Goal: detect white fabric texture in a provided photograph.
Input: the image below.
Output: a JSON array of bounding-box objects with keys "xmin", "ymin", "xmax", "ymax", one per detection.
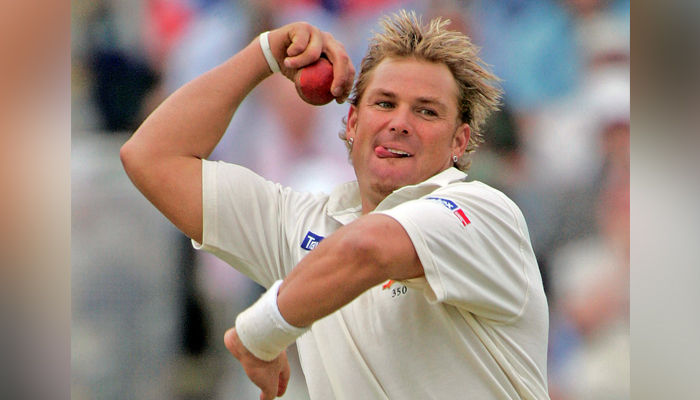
[{"xmin": 194, "ymin": 159, "xmax": 551, "ymax": 400}]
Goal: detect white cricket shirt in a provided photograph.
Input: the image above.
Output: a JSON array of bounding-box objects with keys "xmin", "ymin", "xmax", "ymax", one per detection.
[{"xmin": 195, "ymin": 159, "xmax": 551, "ymax": 400}]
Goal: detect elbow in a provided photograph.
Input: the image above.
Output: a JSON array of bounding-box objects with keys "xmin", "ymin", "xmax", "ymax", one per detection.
[
  {"xmin": 119, "ymin": 141, "xmax": 133, "ymax": 172},
  {"xmin": 120, "ymin": 138, "xmax": 144, "ymax": 179}
]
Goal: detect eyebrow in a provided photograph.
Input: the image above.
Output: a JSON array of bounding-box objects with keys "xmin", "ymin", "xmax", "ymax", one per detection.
[
  {"xmin": 369, "ymin": 89, "xmax": 396, "ymax": 99},
  {"xmin": 416, "ymin": 97, "xmax": 448, "ymax": 112}
]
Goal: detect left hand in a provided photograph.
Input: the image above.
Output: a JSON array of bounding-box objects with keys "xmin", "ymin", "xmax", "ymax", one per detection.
[{"xmin": 224, "ymin": 327, "xmax": 291, "ymax": 400}]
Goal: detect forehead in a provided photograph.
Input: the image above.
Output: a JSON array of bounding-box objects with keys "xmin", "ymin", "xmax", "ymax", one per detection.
[{"xmin": 363, "ymin": 57, "xmax": 460, "ymax": 109}]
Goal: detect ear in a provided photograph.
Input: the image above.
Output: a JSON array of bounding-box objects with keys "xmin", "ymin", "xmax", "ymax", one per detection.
[
  {"xmin": 346, "ymin": 105, "xmax": 358, "ymax": 141},
  {"xmin": 452, "ymin": 122, "xmax": 470, "ymax": 155}
]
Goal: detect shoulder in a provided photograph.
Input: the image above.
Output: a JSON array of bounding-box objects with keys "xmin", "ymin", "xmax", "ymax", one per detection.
[
  {"xmin": 431, "ymin": 180, "xmax": 523, "ymax": 217},
  {"xmin": 436, "ymin": 180, "xmax": 514, "ymax": 204},
  {"xmin": 419, "ymin": 181, "xmax": 532, "ymax": 243}
]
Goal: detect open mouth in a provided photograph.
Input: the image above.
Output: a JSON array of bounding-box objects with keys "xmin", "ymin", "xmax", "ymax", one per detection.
[{"xmin": 375, "ymin": 146, "xmax": 412, "ymax": 158}]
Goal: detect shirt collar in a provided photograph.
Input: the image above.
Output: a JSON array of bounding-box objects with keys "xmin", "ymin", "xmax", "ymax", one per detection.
[{"xmin": 327, "ymin": 168, "xmax": 468, "ymax": 224}]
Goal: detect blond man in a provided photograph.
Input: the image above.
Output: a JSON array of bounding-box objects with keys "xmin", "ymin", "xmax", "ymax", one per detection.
[{"xmin": 121, "ymin": 11, "xmax": 551, "ymax": 400}]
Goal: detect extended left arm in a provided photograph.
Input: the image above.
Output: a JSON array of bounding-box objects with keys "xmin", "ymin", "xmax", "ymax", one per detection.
[{"xmin": 224, "ymin": 213, "xmax": 423, "ymax": 399}]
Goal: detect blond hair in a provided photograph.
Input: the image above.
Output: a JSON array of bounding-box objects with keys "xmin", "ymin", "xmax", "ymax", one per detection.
[{"xmin": 340, "ymin": 10, "xmax": 502, "ymax": 171}]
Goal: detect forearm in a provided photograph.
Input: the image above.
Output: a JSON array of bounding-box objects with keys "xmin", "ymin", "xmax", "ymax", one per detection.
[
  {"xmin": 233, "ymin": 217, "xmax": 396, "ymax": 362},
  {"xmin": 277, "ymin": 215, "xmax": 423, "ymax": 328},
  {"xmin": 121, "ymin": 22, "xmax": 352, "ymax": 164},
  {"xmin": 277, "ymin": 228, "xmax": 382, "ymax": 327},
  {"xmin": 122, "ymin": 40, "xmax": 271, "ymax": 162}
]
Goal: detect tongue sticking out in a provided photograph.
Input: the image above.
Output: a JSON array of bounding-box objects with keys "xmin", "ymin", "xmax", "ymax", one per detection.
[{"xmin": 375, "ymin": 146, "xmax": 408, "ymax": 158}]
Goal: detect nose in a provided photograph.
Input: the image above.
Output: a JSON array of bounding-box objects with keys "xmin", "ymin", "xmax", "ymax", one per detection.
[
  {"xmin": 390, "ymin": 126, "xmax": 409, "ymax": 134},
  {"xmin": 388, "ymin": 106, "xmax": 411, "ymax": 135}
]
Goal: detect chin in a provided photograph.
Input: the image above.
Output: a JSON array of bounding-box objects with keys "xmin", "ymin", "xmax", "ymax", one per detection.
[{"xmin": 369, "ymin": 169, "xmax": 419, "ymax": 193}]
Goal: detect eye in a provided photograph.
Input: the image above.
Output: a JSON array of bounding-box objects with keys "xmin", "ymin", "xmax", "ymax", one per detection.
[
  {"xmin": 419, "ymin": 108, "xmax": 438, "ymax": 117},
  {"xmin": 376, "ymin": 101, "xmax": 393, "ymax": 109}
]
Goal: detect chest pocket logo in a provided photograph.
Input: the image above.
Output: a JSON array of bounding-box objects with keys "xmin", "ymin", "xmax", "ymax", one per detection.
[{"xmin": 301, "ymin": 231, "xmax": 324, "ymax": 251}]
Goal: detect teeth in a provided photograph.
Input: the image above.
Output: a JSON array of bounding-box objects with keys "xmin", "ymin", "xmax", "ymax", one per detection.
[{"xmin": 387, "ymin": 148, "xmax": 410, "ymax": 156}]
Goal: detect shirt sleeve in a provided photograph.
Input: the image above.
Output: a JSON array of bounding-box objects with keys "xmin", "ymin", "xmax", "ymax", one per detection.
[
  {"xmin": 375, "ymin": 183, "xmax": 534, "ymax": 323},
  {"xmin": 192, "ymin": 159, "xmax": 321, "ymax": 288}
]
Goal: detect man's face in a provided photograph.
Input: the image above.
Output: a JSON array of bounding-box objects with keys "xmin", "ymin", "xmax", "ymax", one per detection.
[{"xmin": 346, "ymin": 57, "xmax": 470, "ymax": 211}]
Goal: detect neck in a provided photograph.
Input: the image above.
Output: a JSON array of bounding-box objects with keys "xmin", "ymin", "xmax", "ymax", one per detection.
[
  {"xmin": 360, "ymin": 198, "xmax": 377, "ymax": 215},
  {"xmin": 359, "ymin": 183, "xmax": 395, "ymax": 215}
]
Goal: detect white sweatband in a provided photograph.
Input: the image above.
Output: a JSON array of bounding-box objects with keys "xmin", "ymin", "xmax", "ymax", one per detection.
[
  {"xmin": 235, "ymin": 280, "xmax": 309, "ymax": 361},
  {"xmin": 259, "ymin": 31, "xmax": 280, "ymax": 74}
]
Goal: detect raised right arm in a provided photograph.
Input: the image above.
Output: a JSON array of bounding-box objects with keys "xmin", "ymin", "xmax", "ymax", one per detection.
[{"xmin": 120, "ymin": 24, "xmax": 354, "ymax": 243}]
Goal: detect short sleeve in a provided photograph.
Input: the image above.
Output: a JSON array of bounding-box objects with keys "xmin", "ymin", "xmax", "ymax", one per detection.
[
  {"xmin": 375, "ymin": 183, "xmax": 533, "ymax": 323},
  {"xmin": 193, "ymin": 159, "xmax": 321, "ymax": 288}
]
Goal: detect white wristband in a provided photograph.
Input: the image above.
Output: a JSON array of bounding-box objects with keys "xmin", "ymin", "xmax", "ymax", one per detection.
[
  {"xmin": 259, "ymin": 31, "xmax": 280, "ymax": 74},
  {"xmin": 235, "ymin": 280, "xmax": 309, "ymax": 361}
]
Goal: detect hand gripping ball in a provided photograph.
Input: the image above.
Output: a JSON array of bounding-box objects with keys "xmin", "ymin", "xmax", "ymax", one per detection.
[{"xmin": 294, "ymin": 57, "xmax": 335, "ymax": 106}]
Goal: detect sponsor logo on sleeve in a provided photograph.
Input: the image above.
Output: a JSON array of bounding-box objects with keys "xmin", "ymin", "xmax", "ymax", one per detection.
[
  {"xmin": 425, "ymin": 197, "xmax": 471, "ymax": 226},
  {"xmin": 301, "ymin": 231, "xmax": 324, "ymax": 251}
]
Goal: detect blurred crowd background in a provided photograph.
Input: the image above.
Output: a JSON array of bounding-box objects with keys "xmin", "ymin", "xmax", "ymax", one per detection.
[{"xmin": 71, "ymin": 0, "xmax": 630, "ymax": 399}]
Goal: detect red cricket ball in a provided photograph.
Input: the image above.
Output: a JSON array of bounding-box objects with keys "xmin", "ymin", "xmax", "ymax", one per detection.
[{"xmin": 294, "ymin": 57, "xmax": 335, "ymax": 106}]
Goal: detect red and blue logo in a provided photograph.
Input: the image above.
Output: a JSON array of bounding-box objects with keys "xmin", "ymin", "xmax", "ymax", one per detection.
[{"xmin": 425, "ymin": 197, "xmax": 471, "ymax": 226}]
